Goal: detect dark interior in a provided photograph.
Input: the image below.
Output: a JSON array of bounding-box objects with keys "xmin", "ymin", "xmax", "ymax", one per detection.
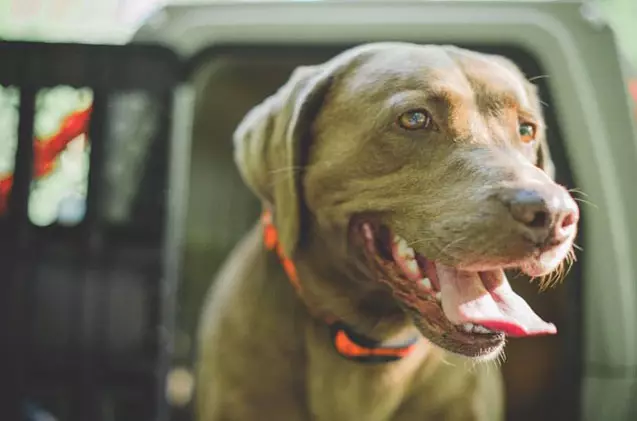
[
  {"xmin": 0, "ymin": 88, "xmax": 172, "ymax": 421},
  {"xmin": 180, "ymin": 44, "xmax": 584, "ymax": 421},
  {"xmin": 0, "ymin": 42, "xmax": 180, "ymax": 421}
]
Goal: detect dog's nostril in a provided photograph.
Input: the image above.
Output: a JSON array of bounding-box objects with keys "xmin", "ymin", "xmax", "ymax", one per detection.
[
  {"xmin": 552, "ymin": 208, "xmax": 578, "ymax": 242},
  {"xmin": 559, "ymin": 210, "xmax": 577, "ymax": 230},
  {"xmin": 508, "ymin": 189, "xmax": 551, "ymax": 229},
  {"xmin": 527, "ymin": 211, "xmax": 549, "ymax": 229}
]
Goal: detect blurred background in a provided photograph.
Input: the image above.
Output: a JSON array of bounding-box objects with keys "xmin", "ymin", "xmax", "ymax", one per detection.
[{"xmin": 1, "ymin": 1, "xmax": 636, "ymax": 421}]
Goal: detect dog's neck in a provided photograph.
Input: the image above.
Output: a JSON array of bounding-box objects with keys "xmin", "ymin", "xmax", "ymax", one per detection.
[{"xmin": 261, "ymin": 209, "xmax": 422, "ymax": 363}]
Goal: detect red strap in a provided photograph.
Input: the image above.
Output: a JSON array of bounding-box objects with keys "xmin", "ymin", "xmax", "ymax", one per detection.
[
  {"xmin": 261, "ymin": 209, "xmax": 301, "ymax": 294},
  {"xmin": 333, "ymin": 329, "xmax": 415, "ymax": 359},
  {"xmin": 261, "ymin": 209, "xmax": 418, "ymax": 362}
]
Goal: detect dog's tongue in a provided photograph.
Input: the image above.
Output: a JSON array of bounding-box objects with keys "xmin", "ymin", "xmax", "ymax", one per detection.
[{"xmin": 435, "ymin": 263, "xmax": 556, "ymax": 337}]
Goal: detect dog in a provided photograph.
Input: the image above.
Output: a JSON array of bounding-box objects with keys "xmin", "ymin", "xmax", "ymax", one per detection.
[{"xmin": 195, "ymin": 42, "xmax": 579, "ymax": 421}]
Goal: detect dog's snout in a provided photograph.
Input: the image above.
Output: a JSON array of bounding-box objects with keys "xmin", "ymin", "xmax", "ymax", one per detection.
[{"xmin": 502, "ymin": 188, "xmax": 579, "ymax": 246}]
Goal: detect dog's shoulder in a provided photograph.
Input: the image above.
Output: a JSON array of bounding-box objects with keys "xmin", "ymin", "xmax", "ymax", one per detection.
[
  {"xmin": 197, "ymin": 223, "xmax": 304, "ymax": 345},
  {"xmin": 196, "ymin": 224, "xmax": 312, "ymax": 418}
]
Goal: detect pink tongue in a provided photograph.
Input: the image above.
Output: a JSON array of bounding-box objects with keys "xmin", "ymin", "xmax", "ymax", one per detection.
[{"xmin": 436, "ymin": 263, "xmax": 556, "ymax": 337}]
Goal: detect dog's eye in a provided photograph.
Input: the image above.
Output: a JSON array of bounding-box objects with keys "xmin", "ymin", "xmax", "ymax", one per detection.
[
  {"xmin": 518, "ymin": 122, "xmax": 536, "ymax": 143},
  {"xmin": 398, "ymin": 109, "xmax": 434, "ymax": 130}
]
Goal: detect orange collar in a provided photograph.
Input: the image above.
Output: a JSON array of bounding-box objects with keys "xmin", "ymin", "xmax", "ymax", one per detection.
[{"xmin": 261, "ymin": 209, "xmax": 418, "ymax": 363}]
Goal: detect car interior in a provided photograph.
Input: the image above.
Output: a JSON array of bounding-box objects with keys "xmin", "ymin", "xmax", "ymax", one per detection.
[{"xmin": 1, "ymin": 1, "xmax": 636, "ymax": 421}]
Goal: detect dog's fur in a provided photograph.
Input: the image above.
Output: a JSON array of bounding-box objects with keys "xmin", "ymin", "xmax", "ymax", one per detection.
[{"xmin": 195, "ymin": 43, "xmax": 578, "ymax": 420}]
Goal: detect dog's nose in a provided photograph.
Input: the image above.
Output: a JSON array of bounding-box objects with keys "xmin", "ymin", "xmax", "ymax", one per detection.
[{"xmin": 504, "ymin": 188, "xmax": 579, "ymax": 246}]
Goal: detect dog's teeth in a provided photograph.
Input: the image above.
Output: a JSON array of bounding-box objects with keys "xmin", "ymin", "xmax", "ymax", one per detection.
[
  {"xmin": 404, "ymin": 247, "xmax": 415, "ymax": 259},
  {"xmin": 404, "ymin": 258, "xmax": 419, "ymax": 274},
  {"xmin": 421, "ymin": 277, "xmax": 432, "ymax": 289},
  {"xmin": 362, "ymin": 224, "xmax": 374, "ymax": 240},
  {"xmin": 394, "ymin": 235, "xmax": 415, "ymax": 259},
  {"xmin": 459, "ymin": 323, "xmax": 493, "ymax": 334},
  {"xmin": 393, "ymin": 235, "xmax": 406, "ymax": 251},
  {"xmin": 472, "ymin": 325, "xmax": 493, "ymax": 334},
  {"xmin": 434, "ymin": 291, "xmax": 442, "ymax": 301}
]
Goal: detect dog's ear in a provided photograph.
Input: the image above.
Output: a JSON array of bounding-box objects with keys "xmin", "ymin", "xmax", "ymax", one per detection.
[{"xmin": 233, "ymin": 64, "xmax": 333, "ymax": 257}]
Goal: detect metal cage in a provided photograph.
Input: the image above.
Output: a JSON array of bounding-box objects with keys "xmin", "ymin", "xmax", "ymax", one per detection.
[{"xmin": 0, "ymin": 41, "xmax": 188, "ymax": 421}]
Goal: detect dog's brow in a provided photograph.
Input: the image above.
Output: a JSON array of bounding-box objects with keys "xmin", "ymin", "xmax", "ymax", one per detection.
[
  {"xmin": 385, "ymin": 88, "xmax": 466, "ymax": 114},
  {"xmin": 476, "ymin": 88, "xmax": 534, "ymax": 117},
  {"xmin": 492, "ymin": 91, "xmax": 523, "ymax": 108},
  {"xmin": 427, "ymin": 89, "xmax": 465, "ymax": 107}
]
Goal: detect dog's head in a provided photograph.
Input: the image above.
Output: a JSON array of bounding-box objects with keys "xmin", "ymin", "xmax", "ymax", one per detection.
[{"xmin": 234, "ymin": 43, "xmax": 579, "ymax": 360}]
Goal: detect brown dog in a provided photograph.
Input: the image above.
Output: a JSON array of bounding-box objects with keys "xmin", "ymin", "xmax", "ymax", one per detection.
[{"xmin": 195, "ymin": 43, "xmax": 579, "ymax": 421}]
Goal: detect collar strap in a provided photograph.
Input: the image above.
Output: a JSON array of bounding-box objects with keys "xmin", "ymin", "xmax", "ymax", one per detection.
[{"xmin": 261, "ymin": 209, "xmax": 418, "ymax": 363}]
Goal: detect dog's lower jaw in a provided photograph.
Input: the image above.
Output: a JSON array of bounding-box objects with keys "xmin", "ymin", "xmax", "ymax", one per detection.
[{"xmin": 407, "ymin": 307, "xmax": 507, "ymax": 362}]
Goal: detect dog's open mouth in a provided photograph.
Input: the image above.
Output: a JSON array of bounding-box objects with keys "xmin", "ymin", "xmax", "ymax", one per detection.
[{"xmin": 358, "ymin": 222, "xmax": 557, "ymax": 358}]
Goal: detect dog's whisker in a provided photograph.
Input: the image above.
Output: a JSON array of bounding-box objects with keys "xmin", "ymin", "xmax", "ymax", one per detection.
[
  {"xmin": 539, "ymin": 273, "xmax": 552, "ymax": 291},
  {"xmin": 405, "ymin": 237, "xmax": 433, "ymax": 249},
  {"xmin": 538, "ymin": 258, "xmax": 571, "ymax": 290},
  {"xmin": 511, "ymin": 271, "xmax": 525, "ymax": 281},
  {"xmin": 424, "ymin": 236, "xmax": 469, "ymax": 262},
  {"xmin": 485, "ymin": 358, "xmax": 497, "ymax": 374},
  {"xmin": 464, "ymin": 358, "xmax": 479, "ymax": 374},
  {"xmin": 568, "ymin": 187, "xmax": 589, "ymax": 197},
  {"xmin": 439, "ymin": 355, "xmax": 456, "ymax": 367},
  {"xmin": 569, "ymin": 247, "xmax": 579, "ymax": 265},
  {"xmin": 468, "ymin": 239, "xmax": 504, "ymax": 265},
  {"xmin": 497, "ymin": 349, "xmax": 507, "ymax": 367},
  {"xmin": 563, "ymin": 255, "xmax": 576, "ymax": 279},
  {"xmin": 537, "ymin": 268, "xmax": 556, "ymax": 290},
  {"xmin": 568, "ymin": 247, "xmax": 577, "ymax": 261},
  {"xmin": 551, "ymin": 268, "xmax": 560, "ymax": 285},
  {"xmin": 528, "ymin": 74, "xmax": 550, "ymax": 82},
  {"xmin": 406, "ymin": 232, "xmax": 448, "ymax": 249},
  {"xmin": 487, "ymin": 350, "xmax": 505, "ymax": 371},
  {"xmin": 568, "ymin": 188, "xmax": 597, "ymax": 207},
  {"xmin": 572, "ymin": 197, "xmax": 598, "ymax": 209}
]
